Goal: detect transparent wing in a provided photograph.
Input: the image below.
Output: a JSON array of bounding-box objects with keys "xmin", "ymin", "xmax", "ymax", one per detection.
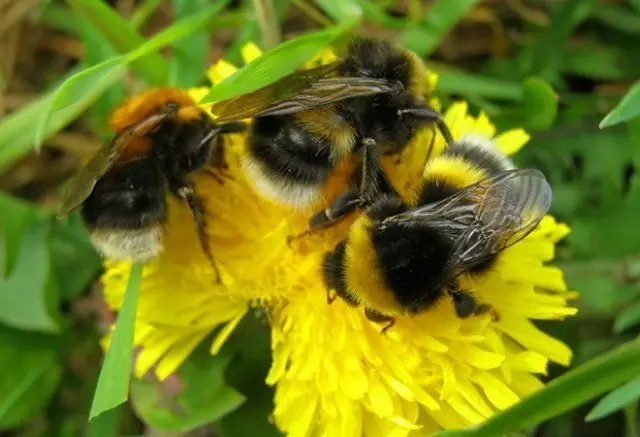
[
  {"xmin": 58, "ymin": 112, "xmax": 168, "ymax": 215},
  {"xmin": 212, "ymin": 62, "xmax": 400, "ymax": 122},
  {"xmin": 386, "ymin": 169, "xmax": 552, "ymax": 270}
]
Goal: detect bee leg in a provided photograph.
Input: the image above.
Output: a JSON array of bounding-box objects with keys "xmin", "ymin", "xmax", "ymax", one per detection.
[
  {"xmin": 397, "ymin": 106, "xmax": 453, "ymax": 145},
  {"xmin": 175, "ymin": 183, "xmax": 221, "ymax": 283},
  {"xmin": 364, "ymin": 308, "xmax": 395, "ymax": 334},
  {"xmin": 449, "ymin": 290, "xmax": 478, "ymax": 318},
  {"xmin": 475, "ymin": 304, "xmax": 500, "ymax": 321},
  {"xmin": 287, "ymin": 188, "xmax": 361, "ymax": 244},
  {"xmin": 203, "ymin": 140, "xmax": 235, "ymax": 184},
  {"xmin": 326, "ymin": 289, "xmax": 337, "ymax": 304}
]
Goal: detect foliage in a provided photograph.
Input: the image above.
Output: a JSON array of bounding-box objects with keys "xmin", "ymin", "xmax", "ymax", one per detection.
[{"xmin": 0, "ymin": 0, "xmax": 639, "ymax": 435}]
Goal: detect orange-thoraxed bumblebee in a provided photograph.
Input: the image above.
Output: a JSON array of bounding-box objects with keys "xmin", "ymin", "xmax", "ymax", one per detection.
[
  {"xmin": 59, "ymin": 67, "xmax": 401, "ymax": 277},
  {"xmin": 322, "ymin": 134, "xmax": 552, "ymax": 331},
  {"xmin": 58, "ymin": 88, "xmax": 245, "ymax": 279}
]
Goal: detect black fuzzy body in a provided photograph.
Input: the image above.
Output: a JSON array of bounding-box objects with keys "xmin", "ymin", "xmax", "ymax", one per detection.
[
  {"xmin": 246, "ymin": 38, "xmax": 440, "ymax": 203},
  {"xmin": 81, "ymin": 115, "xmax": 217, "ymax": 233}
]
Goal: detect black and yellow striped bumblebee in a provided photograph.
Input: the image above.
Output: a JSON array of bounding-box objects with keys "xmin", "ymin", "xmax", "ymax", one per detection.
[
  {"xmin": 322, "ymin": 134, "xmax": 552, "ymax": 331},
  {"xmin": 236, "ymin": 37, "xmax": 453, "ymax": 210},
  {"xmin": 58, "ymin": 55, "xmax": 402, "ymax": 278}
]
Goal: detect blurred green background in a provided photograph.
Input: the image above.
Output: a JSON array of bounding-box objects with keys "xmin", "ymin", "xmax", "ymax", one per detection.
[{"xmin": 0, "ymin": 0, "xmax": 639, "ymax": 435}]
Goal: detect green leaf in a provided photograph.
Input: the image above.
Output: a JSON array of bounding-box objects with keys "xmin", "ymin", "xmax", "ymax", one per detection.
[
  {"xmin": 49, "ymin": 215, "xmax": 101, "ymax": 301},
  {"xmin": 36, "ymin": 4, "xmax": 226, "ymax": 148},
  {"xmin": 358, "ymin": 0, "xmax": 408, "ymax": 30},
  {"xmin": 600, "ymin": 80, "xmax": 640, "ymax": 128},
  {"xmin": 131, "ymin": 345, "xmax": 244, "ymax": 432},
  {"xmin": 169, "ymin": 0, "xmax": 221, "ymax": 87},
  {"xmin": 562, "ymin": 43, "xmax": 640, "ymax": 81},
  {"xmin": 433, "ymin": 338, "xmax": 640, "ymax": 437},
  {"xmin": 587, "ymin": 377, "xmax": 640, "ymax": 422},
  {"xmin": 219, "ymin": 314, "xmax": 281, "ymax": 437},
  {"xmin": 130, "ymin": 0, "xmax": 163, "ymax": 28},
  {"xmin": 614, "ymin": 300, "xmax": 640, "ymax": 333},
  {"xmin": 314, "ymin": 0, "xmax": 362, "ymax": 22},
  {"xmin": 75, "ymin": 15, "xmax": 125, "ymax": 136},
  {"xmin": 34, "ymin": 59, "xmax": 127, "ymax": 149},
  {"xmin": 399, "ymin": 0, "xmax": 480, "ymax": 57},
  {"xmin": 593, "ymin": 4, "xmax": 640, "ymax": 34},
  {"xmin": 434, "ymin": 68, "xmax": 523, "ymax": 101},
  {"xmin": 89, "ymin": 262, "xmax": 143, "ymax": 420},
  {"xmin": 0, "ymin": 221, "xmax": 60, "ymax": 333},
  {"xmin": 530, "ymin": 0, "xmax": 598, "ymax": 76},
  {"xmin": 0, "ymin": 193, "xmax": 48, "ymax": 276},
  {"xmin": 66, "ymin": 0, "xmax": 168, "ymax": 84},
  {"xmin": 0, "ymin": 326, "xmax": 62, "ymax": 429},
  {"xmin": 200, "ymin": 20, "xmax": 358, "ymax": 104},
  {"xmin": 496, "ymin": 77, "xmax": 559, "ymax": 131},
  {"xmin": 0, "ymin": 66, "xmax": 98, "ymax": 170}
]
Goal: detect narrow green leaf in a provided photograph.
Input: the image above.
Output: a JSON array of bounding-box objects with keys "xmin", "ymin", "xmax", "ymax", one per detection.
[
  {"xmin": 562, "ymin": 43, "xmax": 638, "ymax": 81},
  {"xmin": 89, "ymin": 262, "xmax": 143, "ymax": 420},
  {"xmin": 36, "ymin": 5, "xmax": 225, "ymax": 149},
  {"xmin": 433, "ymin": 339, "xmax": 640, "ymax": 437},
  {"xmin": 130, "ymin": 0, "xmax": 163, "ymax": 28},
  {"xmin": 34, "ymin": 59, "xmax": 127, "ymax": 149},
  {"xmin": 50, "ymin": 215, "xmax": 101, "ymax": 301},
  {"xmin": 201, "ymin": 20, "xmax": 358, "ymax": 104},
  {"xmin": 593, "ymin": 4, "xmax": 640, "ymax": 34},
  {"xmin": 169, "ymin": 0, "xmax": 226, "ymax": 87},
  {"xmin": 614, "ymin": 300, "xmax": 640, "ymax": 333},
  {"xmin": 434, "ymin": 69, "xmax": 523, "ymax": 101},
  {"xmin": 66, "ymin": 0, "xmax": 168, "ymax": 84},
  {"xmin": 399, "ymin": 0, "xmax": 480, "ymax": 57},
  {"xmin": 40, "ymin": 4, "xmax": 81, "ymax": 36},
  {"xmin": 314, "ymin": 0, "xmax": 362, "ymax": 22},
  {"xmin": 586, "ymin": 377, "xmax": 640, "ymax": 422},
  {"xmin": 0, "ymin": 222, "xmax": 60, "ymax": 333},
  {"xmin": 88, "ymin": 406, "xmax": 121, "ymax": 437},
  {"xmin": 0, "ymin": 193, "xmax": 47, "ymax": 276},
  {"xmin": 497, "ymin": 77, "xmax": 559, "ymax": 131},
  {"xmin": 358, "ymin": 0, "xmax": 408, "ymax": 30},
  {"xmin": 600, "ymin": 80, "xmax": 640, "ymax": 128},
  {"xmin": 130, "ymin": 346, "xmax": 244, "ymax": 432},
  {"xmin": 75, "ymin": 15, "xmax": 125, "ymax": 136},
  {"xmin": 223, "ymin": 0, "xmax": 290, "ymax": 64},
  {"xmin": 530, "ymin": 0, "xmax": 597, "ymax": 75},
  {"xmin": 0, "ymin": 327, "xmax": 63, "ymax": 429}
]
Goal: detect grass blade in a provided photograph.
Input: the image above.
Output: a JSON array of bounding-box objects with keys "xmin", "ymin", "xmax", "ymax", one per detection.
[
  {"xmin": 433, "ymin": 338, "xmax": 640, "ymax": 437},
  {"xmin": 530, "ymin": 0, "xmax": 597, "ymax": 75},
  {"xmin": 169, "ymin": 0, "xmax": 230, "ymax": 87},
  {"xmin": 600, "ymin": 79, "xmax": 640, "ymax": 128},
  {"xmin": 66, "ymin": 0, "xmax": 168, "ymax": 84},
  {"xmin": 586, "ymin": 376, "xmax": 640, "ymax": 422},
  {"xmin": 200, "ymin": 19, "xmax": 358, "ymax": 104},
  {"xmin": 400, "ymin": 0, "xmax": 480, "ymax": 57},
  {"xmin": 35, "ymin": 4, "xmax": 225, "ymax": 149},
  {"xmin": 89, "ymin": 262, "xmax": 143, "ymax": 420},
  {"xmin": 435, "ymin": 68, "xmax": 523, "ymax": 101}
]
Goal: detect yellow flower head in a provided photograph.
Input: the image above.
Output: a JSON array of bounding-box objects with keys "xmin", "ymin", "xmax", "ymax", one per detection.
[{"xmin": 102, "ymin": 43, "xmax": 577, "ymax": 435}]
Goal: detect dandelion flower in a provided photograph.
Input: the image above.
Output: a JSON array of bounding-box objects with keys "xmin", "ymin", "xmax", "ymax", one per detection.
[{"xmin": 101, "ymin": 44, "xmax": 577, "ymax": 435}]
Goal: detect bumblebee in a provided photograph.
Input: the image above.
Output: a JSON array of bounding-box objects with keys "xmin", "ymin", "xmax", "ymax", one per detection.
[
  {"xmin": 58, "ymin": 88, "xmax": 246, "ymax": 279},
  {"xmin": 59, "ymin": 68, "xmax": 399, "ymax": 277},
  {"xmin": 237, "ymin": 37, "xmax": 453, "ymax": 209},
  {"xmin": 322, "ymin": 134, "xmax": 552, "ymax": 331}
]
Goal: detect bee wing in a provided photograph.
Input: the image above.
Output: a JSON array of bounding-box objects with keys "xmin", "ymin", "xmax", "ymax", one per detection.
[
  {"xmin": 58, "ymin": 112, "xmax": 169, "ymax": 216},
  {"xmin": 387, "ymin": 169, "xmax": 552, "ymax": 270},
  {"xmin": 212, "ymin": 62, "xmax": 399, "ymax": 122}
]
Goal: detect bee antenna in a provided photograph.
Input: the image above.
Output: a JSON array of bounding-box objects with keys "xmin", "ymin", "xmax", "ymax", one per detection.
[{"xmin": 397, "ymin": 107, "xmax": 453, "ymax": 145}]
